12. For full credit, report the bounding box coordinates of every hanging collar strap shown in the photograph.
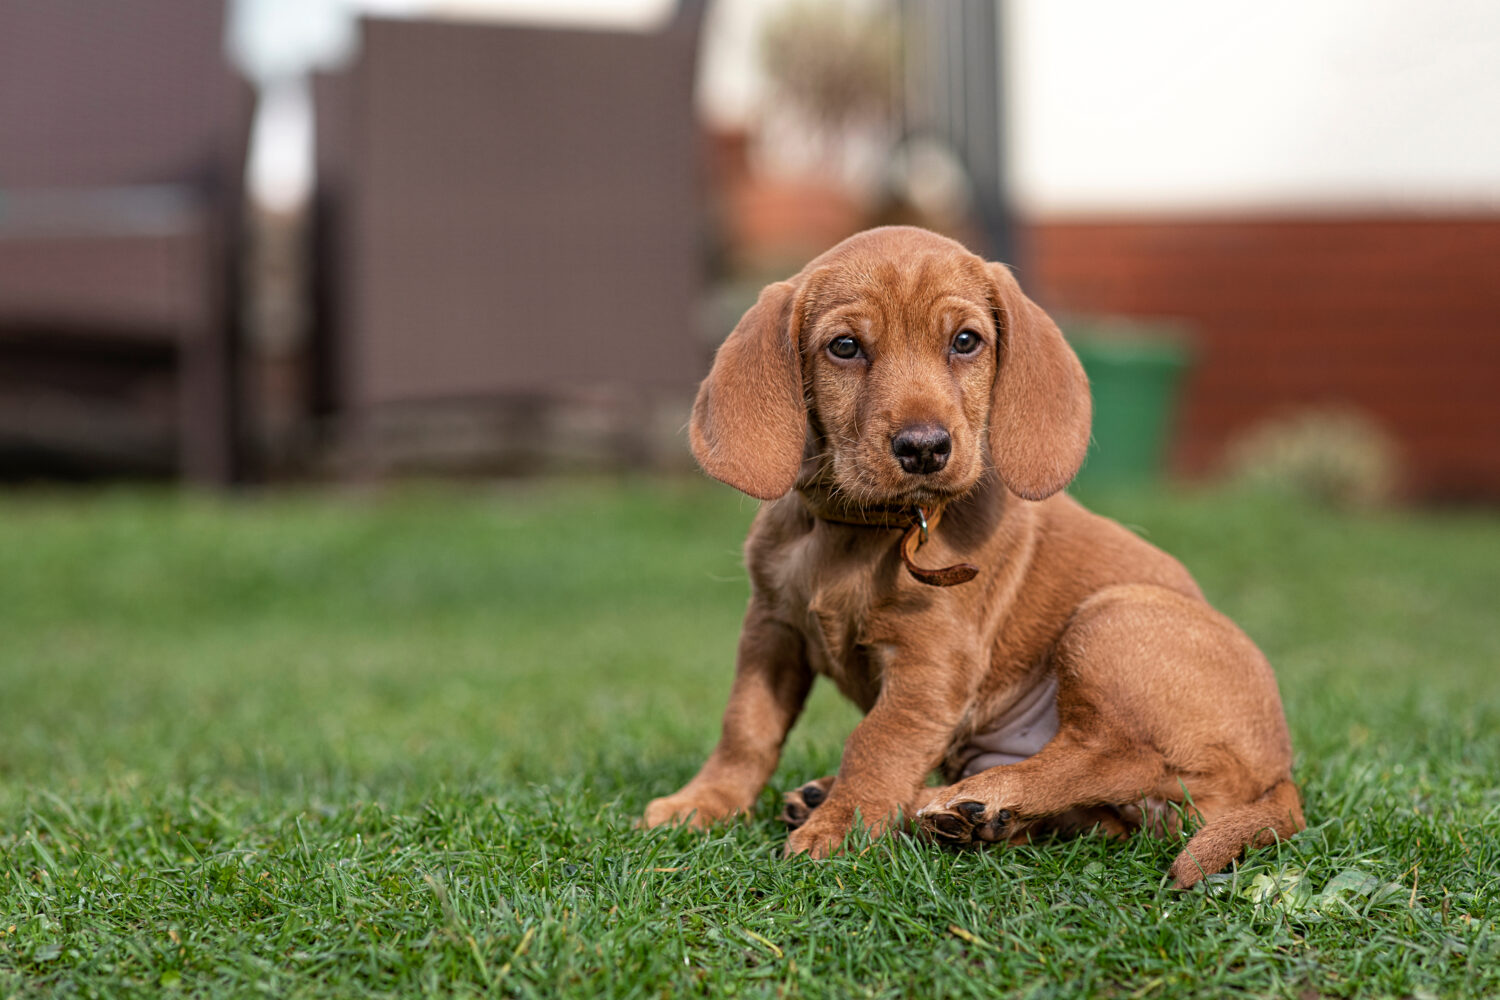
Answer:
[797,493,979,588]
[897,506,980,587]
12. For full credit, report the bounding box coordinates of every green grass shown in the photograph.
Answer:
[1,477,1497,998]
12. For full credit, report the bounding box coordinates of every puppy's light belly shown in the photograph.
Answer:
[956,672,1060,778]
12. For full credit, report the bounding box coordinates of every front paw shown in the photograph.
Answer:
[783,816,848,858]
[640,790,739,829]
[915,797,1015,847]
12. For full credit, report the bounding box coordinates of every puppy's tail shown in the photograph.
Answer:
[1168,778,1305,889]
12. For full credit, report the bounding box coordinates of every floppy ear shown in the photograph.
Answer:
[986,262,1092,500]
[689,281,806,500]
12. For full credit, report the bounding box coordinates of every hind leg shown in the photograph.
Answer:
[919,584,1301,881]
[915,729,1169,845]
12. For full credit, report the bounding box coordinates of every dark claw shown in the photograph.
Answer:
[956,801,986,820]
[800,783,826,808]
[930,813,969,840]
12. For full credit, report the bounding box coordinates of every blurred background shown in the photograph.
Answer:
[1,0,1497,502]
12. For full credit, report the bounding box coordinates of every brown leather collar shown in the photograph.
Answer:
[798,492,979,588]
[897,507,980,587]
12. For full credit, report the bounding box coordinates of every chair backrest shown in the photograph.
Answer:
[322,5,707,408]
[0,0,241,189]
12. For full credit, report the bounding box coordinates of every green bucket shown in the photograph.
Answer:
[1067,323,1192,490]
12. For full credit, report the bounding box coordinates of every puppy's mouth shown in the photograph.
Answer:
[803,422,980,514]
[885,477,958,504]
[825,455,976,511]
[911,481,962,501]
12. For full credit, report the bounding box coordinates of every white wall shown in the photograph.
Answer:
[1005,0,1500,215]
[235,0,1500,214]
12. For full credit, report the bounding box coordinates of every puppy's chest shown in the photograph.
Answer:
[763,534,889,710]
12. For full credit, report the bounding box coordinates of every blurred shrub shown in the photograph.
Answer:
[759,1,897,151]
[1223,406,1402,508]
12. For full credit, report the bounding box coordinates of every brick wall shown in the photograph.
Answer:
[1025,216,1500,500]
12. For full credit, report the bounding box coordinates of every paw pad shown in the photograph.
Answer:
[917,801,1015,846]
[779,779,834,830]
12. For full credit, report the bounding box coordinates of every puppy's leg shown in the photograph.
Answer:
[785,649,968,857]
[779,776,836,829]
[642,608,812,828]
[916,732,1167,846]
[917,584,1302,884]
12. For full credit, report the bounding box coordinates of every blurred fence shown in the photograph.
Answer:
[310,3,708,475]
[0,0,252,483]
[2,0,1496,501]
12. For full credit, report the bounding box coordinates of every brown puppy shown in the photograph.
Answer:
[642,226,1303,887]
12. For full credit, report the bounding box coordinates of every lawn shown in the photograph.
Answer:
[1,478,1497,998]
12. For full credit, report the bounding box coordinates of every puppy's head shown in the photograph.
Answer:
[691,227,1091,505]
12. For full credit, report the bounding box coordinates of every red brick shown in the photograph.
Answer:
[1027,215,1500,500]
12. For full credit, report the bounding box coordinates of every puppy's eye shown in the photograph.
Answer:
[828,336,863,360]
[951,330,982,355]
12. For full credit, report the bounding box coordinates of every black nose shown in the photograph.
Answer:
[891,424,952,475]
